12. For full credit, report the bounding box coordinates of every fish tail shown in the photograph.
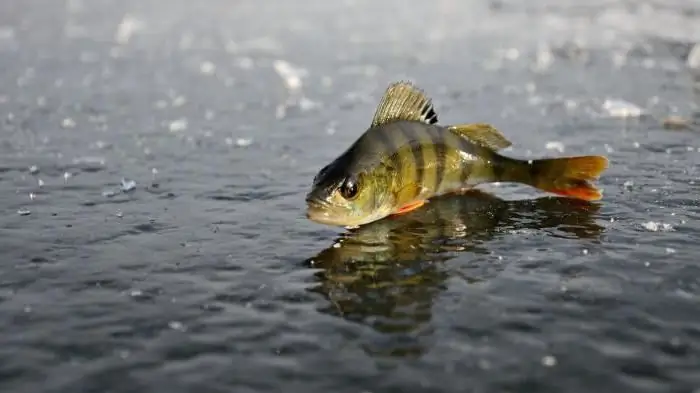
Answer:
[502,155,609,201]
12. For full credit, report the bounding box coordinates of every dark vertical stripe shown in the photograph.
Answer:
[397,122,424,189]
[426,126,446,192]
[371,124,401,170]
[454,135,474,187]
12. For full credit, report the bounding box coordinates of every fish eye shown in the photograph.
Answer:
[339,176,360,200]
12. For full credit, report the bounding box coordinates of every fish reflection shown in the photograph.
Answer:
[304,190,603,358]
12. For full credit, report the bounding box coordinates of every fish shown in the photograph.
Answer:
[305,81,609,228]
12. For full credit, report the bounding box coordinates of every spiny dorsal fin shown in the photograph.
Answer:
[448,123,512,150]
[370,81,439,127]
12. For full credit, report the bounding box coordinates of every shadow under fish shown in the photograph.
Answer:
[302,190,604,358]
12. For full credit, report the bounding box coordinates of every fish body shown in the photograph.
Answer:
[306,81,608,228]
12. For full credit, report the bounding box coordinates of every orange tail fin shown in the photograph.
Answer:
[527,155,608,201]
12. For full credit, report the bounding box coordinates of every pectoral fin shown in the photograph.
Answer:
[392,200,426,215]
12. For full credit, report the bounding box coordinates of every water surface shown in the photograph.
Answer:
[2,0,700,392]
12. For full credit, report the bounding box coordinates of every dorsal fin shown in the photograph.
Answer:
[448,123,512,150]
[370,81,439,127]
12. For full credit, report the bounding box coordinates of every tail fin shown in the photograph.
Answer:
[525,155,608,201]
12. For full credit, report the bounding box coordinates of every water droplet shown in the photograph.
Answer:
[641,221,674,232]
[129,289,143,297]
[17,208,31,216]
[273,59,306,91]
[235,138,252,147]
[545,141,565,153]
[168,321,186,331]
[541,355,557,367]
[61,117,76,128]
[199,61,216,75]
[602,99,642,118]
[120,178,136,192]
[29,165,39,174]
[115,14,143,45]
[169,119,187,132]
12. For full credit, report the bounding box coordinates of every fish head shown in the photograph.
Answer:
[305,161,394,227]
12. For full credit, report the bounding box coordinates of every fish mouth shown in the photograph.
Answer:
[305,197,348,226]
[305,197,330,218]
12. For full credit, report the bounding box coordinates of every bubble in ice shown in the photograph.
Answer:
[17,208,31,216]
[29,165,39,174]
[602,99,643,118]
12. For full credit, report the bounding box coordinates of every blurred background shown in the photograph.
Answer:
[1,0,700,392]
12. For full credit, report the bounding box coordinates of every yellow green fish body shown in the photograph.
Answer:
[305,81,608,228]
